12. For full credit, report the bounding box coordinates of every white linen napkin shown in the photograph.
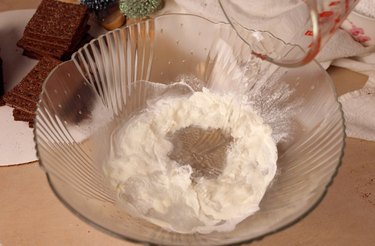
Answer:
[158,0,375,141]
[317,30,375,142]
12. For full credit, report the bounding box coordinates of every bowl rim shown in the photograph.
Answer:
[34,13,346,246]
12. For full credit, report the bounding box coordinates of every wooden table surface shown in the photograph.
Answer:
[1,1,375,246]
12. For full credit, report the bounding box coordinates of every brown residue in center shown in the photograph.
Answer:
[168,126,233,180]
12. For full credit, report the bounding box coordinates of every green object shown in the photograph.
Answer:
[119,0,164,18]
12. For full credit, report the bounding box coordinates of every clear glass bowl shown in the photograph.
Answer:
[34,14,345,245]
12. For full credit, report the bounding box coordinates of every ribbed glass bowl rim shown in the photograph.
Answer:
[33,13,346,246]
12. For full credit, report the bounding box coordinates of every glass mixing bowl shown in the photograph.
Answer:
[34,14,345,245]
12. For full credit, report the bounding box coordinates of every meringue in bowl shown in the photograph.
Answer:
[34,14,344,245]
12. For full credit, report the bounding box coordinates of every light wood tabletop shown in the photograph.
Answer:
[1,1,374,246]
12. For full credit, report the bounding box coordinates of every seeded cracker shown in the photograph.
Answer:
[3,57,61,127]
[17,0,90,60]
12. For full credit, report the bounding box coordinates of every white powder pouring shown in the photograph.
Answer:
[103,38,299,234]
[105,87,277,234]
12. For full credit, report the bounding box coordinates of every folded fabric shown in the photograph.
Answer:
[318,24,375,141]
[333,56,375,141]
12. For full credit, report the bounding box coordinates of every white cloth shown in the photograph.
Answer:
[318,30,375,142]
[158,0,375,141]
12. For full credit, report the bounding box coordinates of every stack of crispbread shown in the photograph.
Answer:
[17,0,90,60]
[3,0,92,127]
[3,57,61,127]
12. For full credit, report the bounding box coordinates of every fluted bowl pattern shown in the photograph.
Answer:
[34,14,345,245]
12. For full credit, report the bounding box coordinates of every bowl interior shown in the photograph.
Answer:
[35,14,344,245]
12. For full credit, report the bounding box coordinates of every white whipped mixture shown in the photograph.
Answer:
[104,88,277,234]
